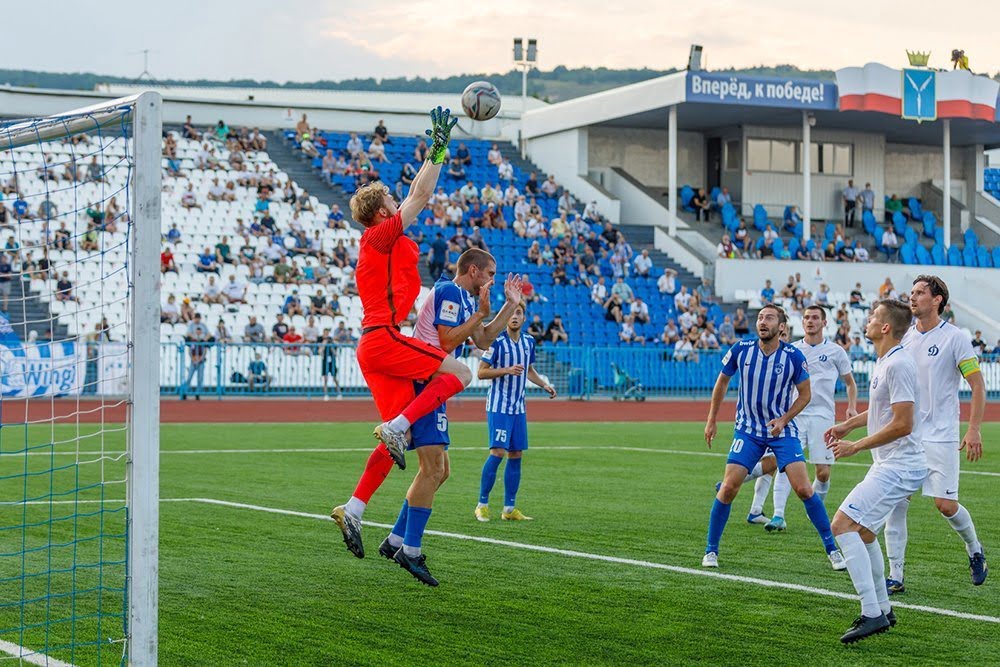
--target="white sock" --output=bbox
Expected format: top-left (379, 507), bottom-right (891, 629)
top-left (884, 498), bottom-right (909, 581)
top-left (503, 505), bottom-right (514, 514)
top-left (812, 478), bottom-right (830, 503)
top-left (387, 533), bottom-right (403, 548)
top-left (402, 544), bottom-right (421, 557)
top-left (836, 531), bottom-right (881, 618)
top-left (477, 502), bottom-right (488, 509)
top-left (744, 461), bottom-right (765, 483)
top-left (772, 472), bottom-right (791, 519)
top-left (344, 496), bottom-right (366, 520)
top-left (945, 504), bottom-right (983, 556)
top-left (865, 537), bottom-right (891, 615)
top-left (750, 474), bottom-right (773, 515)
top-left (388, 415), bottom-right (411, 432)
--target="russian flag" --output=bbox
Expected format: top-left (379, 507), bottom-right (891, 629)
top-left (836, 62), bottom-right (999, 121)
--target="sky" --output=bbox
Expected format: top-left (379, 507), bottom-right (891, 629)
top-left (12, 1), bottom-right (1000, 83)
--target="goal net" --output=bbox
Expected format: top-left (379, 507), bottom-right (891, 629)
top-left (0, 94), bottom-right (160, 666)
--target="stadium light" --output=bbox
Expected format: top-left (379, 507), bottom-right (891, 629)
top-left (513, 37), bottom-right (538, 158)
top-left (687, 45), bottom-right (703, 72)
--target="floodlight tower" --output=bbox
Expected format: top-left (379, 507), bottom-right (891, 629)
top-left (514, 38), bottom-right (538, 158)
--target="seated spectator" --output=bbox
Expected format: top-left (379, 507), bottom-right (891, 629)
top-left (321, 149), bottom-right (337, 179)
top-left (181, 184), bottom-right (201, 211)
top-left (696, 277), bottom-right (715, 305)
top-left (619, 315), bottom-right (645, 344)
top-left (629, 297), bottom-right (650, 324)
top-left (185, 312), bottom-right (210, 340)
top-left (815, 283), bottom-right (832, 308)
top-left (661, 319), bottom-right (680, 345)
top-left (368, 136), bottom-right (389, 163)
top-left (823, 242), bottom-right (837, 261)
top-left (372, 119), bottom-right (390, 144)
top-left (885, 193), bottom-right (903, 222)
top-left (179, 297), bottom-right (196, 323)
top-left (590, 276), bottom-right (608, 304)
top-left (248, 354), bottom-right (271, 391)
top-left (215, 319), bottom-right (233, 344)
top-left (282, 290), bottom-right (304, 317)
top-left (53, 222), bottom-right (72, 250)
top-left (849, 335), bottom-right (867, 361)
top-left (541, 175), bottom-right (559, 198)
top-left (222, 275), bottom-right (246, 304)
top-left (332, 321), bottom-right (355, 345)
top-left (497, 158), bottom-right (514, 182)
top-left (300, 133), bottom-right (320, 159)
top-left (215, 236), bottom-right (234, 265)
top-left (520, 273), bottom-right (536, 302)
top-left (784, 205), bottom-right (803, 233)
top-left (761, 279), bottom-right (775, 304)
top-left (881, 227), bottom-right (899, 259)
top-left (673, 285), bottom-right (692, 312)
top-left (13, 194), bottom-right (30, 221)
top-left (487, 143), bottom-right (502, 165)
top-left (733, 307), bottom-right (749, 335)
top-left (762, 223), bottom-right (779, 245)
top-left (718, 315), bottom-right (737, 346)
top-left (717, 234), bottom-right (736, 259)
top-left (733, 219), bottom-right (750, 251)
top-left (447, 157), bottom-right (465, 180)
top-left (604, 293), bottom-right (624, 323)
top-left (971, 330), bottom-right (988, 357)
top-left (196, 247), bottom-right (220, 274)
top-left (525, 172), bottom-right (539, 196)
top-left (991, 340), bottom-right (1000, 357)
top-left (413, 139), bottom-right (429, 163)
top-left (166, 223), bottom-right (182, 244)
top-left (611, 276), bottom-right (634, 303)
top-left (182, 115), bottom-right (200, 140)
top-left (203, 276), bottom-right (224, 305)
top-left (678, 308), bottom-right (697, 333)
top-left (455, 142), bottom-right (471, 165)
top-left (795, 243), bottom-right (810, 261)
top-left (837, 242), bottom-right (854, 262)
top-left (657, 267), bottom-right (677, 294)
top-left (716, 187), bottom-right (732, 209)
top-left (583, 200), bottom-right (602, 224)
top-left (302, 316), bottom-right (320, 345)
top-left (161, 294), bottom-right (181, 323)
top-left (633, 249), bottom-right (653, 277)
top-left (545, 315), bottom-right (568, 344)
top-left (852, 240), bottom-right (869, 262)
top-left (691, 188), bottom-right (711, 221)
top-left (244, 315), bottom-right (266, 343)
top-left (526, 314), bottom-right (545, 343)
top-left (55, 271), bottom-right (79, 303)
top-left (673, 337), bottom-right (698, 362)
top-left (700, 323), bottom-right (721, 350)
top-left (849, 282), bottom-right (865, 309)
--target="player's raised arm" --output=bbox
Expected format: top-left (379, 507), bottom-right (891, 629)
top-left (472, 273), bottom-right (523, 349)
top-left (398, 107), bottom-right (458, 228)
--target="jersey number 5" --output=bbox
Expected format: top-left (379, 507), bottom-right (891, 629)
top-left (437, 413), bottom-right (448, 433)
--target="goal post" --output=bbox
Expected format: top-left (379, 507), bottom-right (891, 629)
top-left (0, 92), bottom-right (161, 666)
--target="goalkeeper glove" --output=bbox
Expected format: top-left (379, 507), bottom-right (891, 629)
top-left (425, 106), bottom-right (458, 165)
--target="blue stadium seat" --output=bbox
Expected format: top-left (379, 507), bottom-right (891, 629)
top-left (931, 244), bottom-right (947, 265)
top-left (948, 245), bottom-right (963, 266)
top-left (903, 226), bottom-right (918, 246)
top-left (915, 244), bottom-right (933, 265)
top-left (964, 228), bottom-right (979, 248)
top-left (753, 205), bottom-right (768, 232)
top-left (721, 203), bottom-right (738, 231)
top-left (708, 187), bottom-right (721, 208)
top-left (908, 197), bottom-right (924, 220)
top-left (892, 211), bottom-right (907, 236)
top-left (962, 245), bottom-right (978, 267)
top-left (787, 237), bottom-right (800, 259)
top-left (900, 243), bottom-right (917, 264)
top-left (922, 211), bottom-right (937, 239)
top-left (824, 222), bottom-right (836, 241)
top-left (976, 246), bottom-right (992, 268)
top-left (862, 210), bottom-right (877, 236)
top-left (680, 185), bottom-right (695, 212)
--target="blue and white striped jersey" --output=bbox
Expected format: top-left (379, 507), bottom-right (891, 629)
top-left (482, 330), bottom-right (536, 415)
top-left (721, 339), bottom-right (810, 439)
top-left (413, 276), bottom-right (477, 357)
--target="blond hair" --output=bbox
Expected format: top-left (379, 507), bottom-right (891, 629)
top-left (349, 181), bottom-right (390, 227)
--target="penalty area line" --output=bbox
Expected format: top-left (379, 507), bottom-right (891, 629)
top-left (186, 497), bottom-right (1000, 625)
top-left (0, 638), bottom-right (76, 667)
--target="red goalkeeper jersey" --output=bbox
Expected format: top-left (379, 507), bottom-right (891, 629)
top-left (357, 212), bottom-right (421, 328)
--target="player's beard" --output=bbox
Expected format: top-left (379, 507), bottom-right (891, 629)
top-left (758, 326), bottom-right (777, 343)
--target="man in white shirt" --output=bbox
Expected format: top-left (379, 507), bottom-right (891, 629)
top-left (881, 228), bottom-right (899, 261)
top-left (678, 309), bottom-right (696, 333)
top-left (754, 306), bottom-right (858, 529)
top-left (590, 276), bottom-right (607, 304)
top-left (826, 298), bottom-right (927, 644)
top-left (459, 181), bottom-right (479, 202)
top-left (657, 268), bottom-right (677, 295)
top-left (673, 285), bottom-right (692, 313)
top-left (487, 143), bottom-right (502, 165)
top-left (446, 203), bottom-right (465, 224)
top-left (883, 275), bottom-right (987, 593)
top-left (629, 297), bottom-right (650, 324)
top-left (584, 200), bottom-right (601, 222)
top-left (525, 216), bottom-right (544, 239)
top-left (497, 159), bottom-right (514, 182)
top-left (633, 250), bottom-right (653, 277)
top-left (513, 196), bottom-right (530, 220)
top-left (222, 275), bottom-right (246, 304)
top-left (203, 276), bottom-right (224, 305)
top-left (346, 133), bottom-right (363, 158)
top-left (540, 175), bottom-right (559, 197)
top-left (503, 184), bottom-right (520, 205)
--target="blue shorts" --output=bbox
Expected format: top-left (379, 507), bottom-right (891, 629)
top-left (726, 430), bottom-right (804, 473)
top-left (487, 412), bottom-right (528, 451)
top-left (409, 382), bottom-right (449, 449)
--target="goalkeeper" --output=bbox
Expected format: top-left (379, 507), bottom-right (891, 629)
top-left (332, 108), bottom-right (471, 558)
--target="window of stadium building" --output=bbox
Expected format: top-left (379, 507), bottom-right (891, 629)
top-left (804, 142), bottom-right (853, 176)
top-left (724, 139), bottom-right (741, 170)
top-left (746, 138), bottom-right (798, 173)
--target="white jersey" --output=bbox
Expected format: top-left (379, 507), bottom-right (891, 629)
top-left (793, 338), bottom-right (852, 422)
top-left (867, 346), bottom-right (926, 471)
top-left (901, 320), bottom-right (980, 443)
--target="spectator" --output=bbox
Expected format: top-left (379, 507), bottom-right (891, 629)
top-left (691, 188), bottom-right (711, 221)
top-left (520, 273), bottom-right (536, 302)
top-left (455, 142), bottom-right (471, 166)
top-left (657, 267), bottom-right (677, 294)
top-left (332, 321), bottom-right (355, 345)
top-left (53, 222), bottom-right (72, 250)
top-left (161, 246), bottom-right (177, 273)
top-left (186, 312), bottom-right (210, 340)
top-left (881, 227), bottom-right (899, 260)
top-left (368, 136), bottom-right (389, 163)
top-left (497, 158), bottom-right (514, 182)
top-left (816, 283), bottom-right (831, 308)
top-left (611, 276), bottom-right (634, 303)
top-left (763, 223), bottom-right (778, 245)
top-left (55, 271), bottom-right (79, 303)
top-left (215, 319), bottom-right (233, 344)
top-left (181, 333), bottom-right (209, 401)
top-left (696, 278), bottom-right (715, 305)
top-left (302, 316), bottom-right (320, 344)
top-left (248, 353), bottom-right (271, 391)
top-left (619, 315), bottom-right (644, 344)
top-left (203, 276), bottom-right (224, 305)
top-left (320, 330), bottom-right (342, 400)
top-left (181, 183), bottom-right (201, 211)
top-left (717, 233), bottom-right (736, 259)
top-left (244, 315), bottom-right (266, 343)
top-left (591, 276), bottom-right (608, 304)
top-left (447, 157), bottom-right (465, 180)
top-left (196, 247), bottom-right (220, 274)
top-left (716, 187), bottom-right (732, 209)
top-left (180, 297), bottom-right (196, 323)
top-left (859, 182), bottom-right (875, 217)
top-left (544, 315), bottom-right (568, 344)
top-left (837, 242), bottom-right (854, 262)
top-left (271, 314), bottom-right (289, 343)
top-left (885, 194), bottom-right (903, 222)
top-left (783, 205), bottom-right (803, 233)
top-left (327, 204), bottom-right (345, 229)
top-left (673, 284), bottom-right (692, 312)
top-left (373, 119), bottom-right (390, 143)
top-left (878, 277), bottom-right (896, 299)
top-left (678, 307), bottom-right (697, 333)
top-left (183, 115), bottom-right (200, 140)
top-left (673, 336), bottom-right (698, 362)
top-left (526, 314), bottom-right (545, 343)
top-left (161, 294), bottom-right (181, 323)
top-left (732, 307), bottom-right (750, 335)
top-left (853, 240), bottom-right (870, 262)
top-left (540, 175), bottom-right (559, 198)
top-left (849, 283), bottom-right (865, 309)
top-left (633, 249), bottom-right (653, 277)
top-left (629, 297), bottom-right (650, 324)
top-left (604, 294), bottom-right (624, 324)
top-left (487, 143), bottom-right (502, 165)
top-left (971, 331), bottom-right (988, 357)
top-left (991, 340), bottom-right (1000, 357)
top-left (583, 200), bottom-right (602, 224)
top-left (282, 290), bottom-right (304, 317)
top-left (413, 138), bottom-right (429, 163)
top-left (834, 322), bottom-right (851, 351)
top-left (842, 179), bottom-right (858, 227)
top-left (849, 335), bottom-right (867, 361)
top-left (222, 275), bottom-right (246, 304)
top-left (661, 319), bottom-right (681, 345)
top-left (824, 242), bottom-right (838, 261)
top-left (718, 315), bottom-right (737, 346)
top-left (525, 172), bottom-right (539, 196)
top-left (733, 219), bottom-right (750, 252)
top-left (308, 289), bottom-right (328, 316)
top-left (700, 323), bottom-right (721, 350)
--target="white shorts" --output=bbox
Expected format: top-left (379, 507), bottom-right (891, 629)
top-left (839, 465), bottom-right (928, 533)
top-left (797, 414), bottom-right (834, 465)
top-left (921, 441), bottom-right (961, 500)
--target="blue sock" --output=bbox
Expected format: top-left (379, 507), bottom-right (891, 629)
top-left (403, 506), bottom-right (432, 550)
top-left (479, 454), bottom-right (503, 504)
top-left (706, 498), bottom-right (732, 554)
top-left (390, 499), bottom-right (408, 542)
top-left (803, 493), bottom-right (837, 553)
top-left (504, 457), bottom-right (522, 508)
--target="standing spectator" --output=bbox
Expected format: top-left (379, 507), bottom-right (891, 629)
top-left (761, 279), bottom-right (775, 304)
top-left (545, 315), bottom-right (568, 344)
top-left (320, 329), bottom-right (342, 400)
top-left (248, 354), bottom-right (271, 392)
top-left (691, 188), bottom-right (711, 221)
top-left (859, 182), bottom-right (875, 217)
top-left (181, 334), bottom-right (209, 400)
top-left (842, 179), bottom-right (859, 227)
top-left (657, 267), bottom-right (677, 295)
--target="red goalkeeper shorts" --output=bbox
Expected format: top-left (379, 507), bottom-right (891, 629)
top-left (356, 326), bottom-right (447, 420)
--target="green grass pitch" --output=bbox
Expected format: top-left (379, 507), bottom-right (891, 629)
top-left (1, 421), bottom-right (998, 665)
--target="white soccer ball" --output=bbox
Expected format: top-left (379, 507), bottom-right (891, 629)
top-left (461, 81), bottom-right (502, 121)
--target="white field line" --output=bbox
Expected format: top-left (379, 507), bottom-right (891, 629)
top-left (13, 445), bottom-right (1000, 478)
top-left (0, 638), bottom-right (76, 667)
top-left (187, 497), bottom-right (1000, 625)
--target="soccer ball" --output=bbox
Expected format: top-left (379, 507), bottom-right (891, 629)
top-left (461, 81), bottom-right (502, 121)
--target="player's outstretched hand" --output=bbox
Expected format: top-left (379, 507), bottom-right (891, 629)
top-left (961, 426), bottom-right (983, 462)
top-left (506, 364), bottom-right (525, 376)
top-left (704, 420), bottom-right (717, 448)
top-left (766, 417), bottom-right (787, 438)
top-left (425, 106), bottom-right (458, 164)
top-left (845, 406), bottom-right (859, 419)
top-left (543, 384), bottom-right (557, 399)
top-left (503, 273), bottom-right (522, 303)
top-left (824, 423), bottom-right (849, 444)
top-left (831, 439), bottom-right (859, 460)
top-left (477, 279), bottom-right (494, 318)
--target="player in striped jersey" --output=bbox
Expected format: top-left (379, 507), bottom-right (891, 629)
top-left (475, 301), bottom-right (556, 522)
top-left (883, 276), bottom-right (987, 593)
top-left (761, 306), bottom-right (858, 532)
top-left (703, 305), bottom-right (845, 570)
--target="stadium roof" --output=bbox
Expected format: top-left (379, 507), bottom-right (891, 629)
top-left (521, 70), bottom-right (1000, 149)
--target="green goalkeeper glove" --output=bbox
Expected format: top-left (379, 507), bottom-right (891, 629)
top-left (425, 106), bottom-right (458, 164)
